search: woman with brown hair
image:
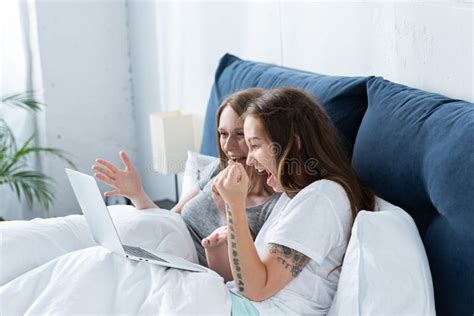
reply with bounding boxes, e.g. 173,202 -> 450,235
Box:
92,88 -> 280,279
212,87 -> 374,315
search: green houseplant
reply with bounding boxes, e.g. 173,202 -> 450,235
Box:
0,91 -> 76,217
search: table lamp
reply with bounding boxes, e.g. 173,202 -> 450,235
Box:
149,111 -> 195,203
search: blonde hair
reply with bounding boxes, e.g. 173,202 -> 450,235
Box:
215,88 -> 273,196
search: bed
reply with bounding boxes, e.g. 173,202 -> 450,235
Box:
1,53 -> 473,315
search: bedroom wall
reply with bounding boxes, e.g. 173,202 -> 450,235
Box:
280,2 -> 473,101
34,0 -> 137,217
16,1 -> 470,216
125,0 -> 165,204
129,1 -> 284,202
131,1 -> 473,202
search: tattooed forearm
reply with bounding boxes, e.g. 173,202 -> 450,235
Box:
268,243 -> 309,277
226,206 -> 245,292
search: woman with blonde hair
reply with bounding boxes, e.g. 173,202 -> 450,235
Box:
92,88 -> 280,280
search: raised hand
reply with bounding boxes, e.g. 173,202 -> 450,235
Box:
213,161 -> 249,211
202,225 -> 232,281
92,151 -> 143,200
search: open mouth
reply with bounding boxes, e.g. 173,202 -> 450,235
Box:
229,157 -> 247,165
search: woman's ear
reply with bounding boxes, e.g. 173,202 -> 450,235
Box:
295,134 -> 302,151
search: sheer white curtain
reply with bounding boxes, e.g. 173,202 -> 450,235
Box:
130,1 -> 282,200
0,0 -> 46,220
154,1 -> 282,116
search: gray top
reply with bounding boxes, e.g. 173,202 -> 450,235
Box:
181,160 -> 280,266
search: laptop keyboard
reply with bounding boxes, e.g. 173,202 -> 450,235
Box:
123,245 -> 168,263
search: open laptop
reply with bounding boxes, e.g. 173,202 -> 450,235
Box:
65,168 -> 208,273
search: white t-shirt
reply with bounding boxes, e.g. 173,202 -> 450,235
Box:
227,179 -> 353,315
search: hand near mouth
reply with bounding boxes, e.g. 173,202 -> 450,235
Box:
213,160 -> 249,211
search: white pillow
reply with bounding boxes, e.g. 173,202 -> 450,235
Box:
328,197 -> 435,315
181,151 -> 218,198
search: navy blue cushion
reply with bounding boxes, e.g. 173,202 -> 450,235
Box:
200,53 -> 371,157
352,77 -> 474,316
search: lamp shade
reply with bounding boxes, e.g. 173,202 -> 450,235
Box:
149,111 -> 195,174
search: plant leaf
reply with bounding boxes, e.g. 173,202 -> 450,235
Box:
1,90 -> 75,213
0,170 -> 54,211
1,91 -> 44,112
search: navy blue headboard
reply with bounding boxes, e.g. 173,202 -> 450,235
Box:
200,53 -> 370,157
352,77 -> 474,316
200,53 -> 474,315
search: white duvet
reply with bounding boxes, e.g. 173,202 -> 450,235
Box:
0,206 -> 231,315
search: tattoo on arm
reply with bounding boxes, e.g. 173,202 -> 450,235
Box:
267,243 -> 309,277
226,206 -> 245,293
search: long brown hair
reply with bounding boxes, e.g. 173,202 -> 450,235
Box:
243,87 -> 374,220
216,88 -> 273,196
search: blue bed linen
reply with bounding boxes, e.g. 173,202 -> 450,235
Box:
230,291 -> 259,316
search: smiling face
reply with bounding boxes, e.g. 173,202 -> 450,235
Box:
218,105 -> 248,165
244,116 -> 284,192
